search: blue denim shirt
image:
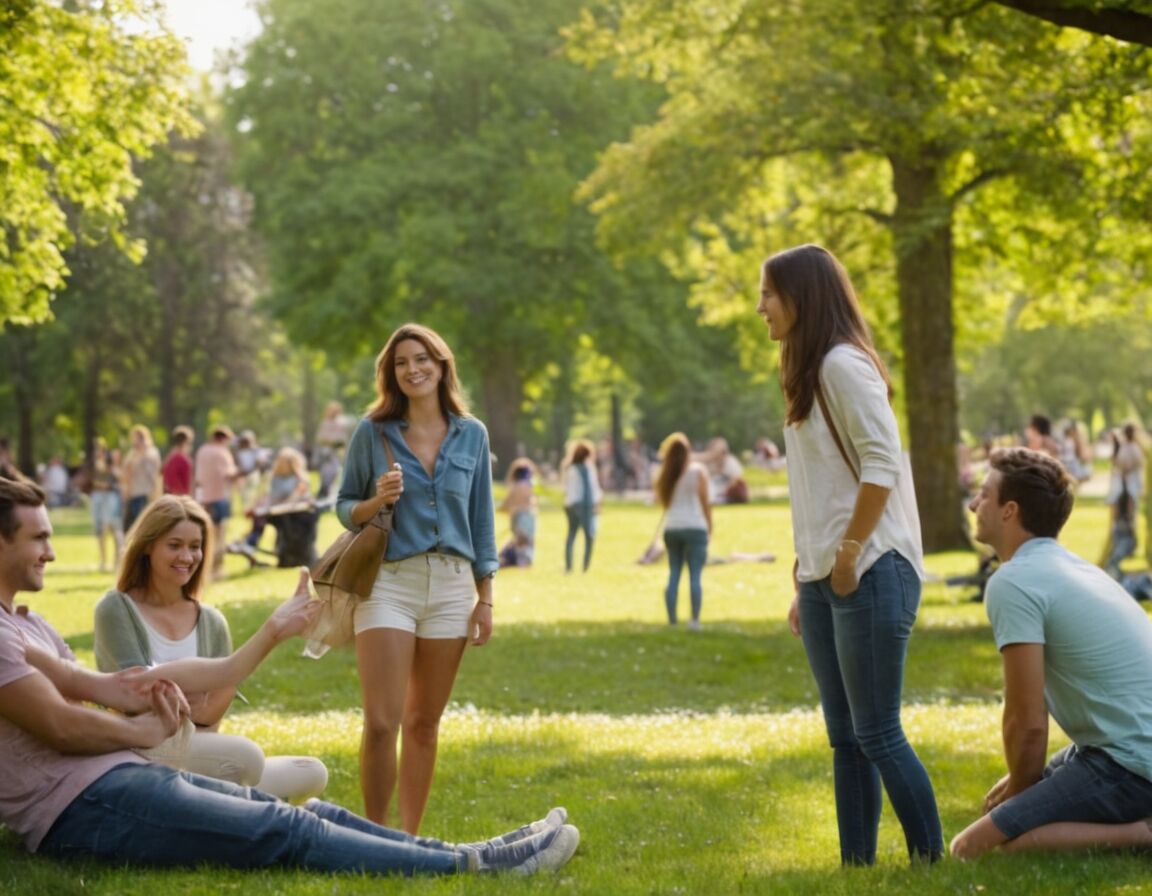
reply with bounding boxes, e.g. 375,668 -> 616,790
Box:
336,415 -> 498,581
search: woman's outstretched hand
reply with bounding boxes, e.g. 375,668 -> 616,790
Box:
266,568 -> 322,642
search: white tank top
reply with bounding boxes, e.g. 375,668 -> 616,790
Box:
142,619 -> 197,665
665,464 -> 708,531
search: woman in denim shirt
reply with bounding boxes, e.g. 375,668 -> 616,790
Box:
337,323 -> 497,833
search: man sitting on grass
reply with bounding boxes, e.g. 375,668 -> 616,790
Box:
951,447 -> 1152,858
0,476 -> 578,876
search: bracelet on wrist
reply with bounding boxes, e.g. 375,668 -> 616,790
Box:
477,600 -> 493,608
838,539 -> 864,555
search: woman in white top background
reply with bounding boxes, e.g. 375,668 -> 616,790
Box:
654,433 -> 711,629
757,244 -> 942,865
562,439 -> 602,573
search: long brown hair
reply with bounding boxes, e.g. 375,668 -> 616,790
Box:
116,495 -> 213,600
654,433 -> 691,508
762,244 -> 892,425
367,323 -> 470,422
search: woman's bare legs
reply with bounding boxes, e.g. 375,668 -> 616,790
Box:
398,636 -> 467,834
355,627 -> 416,825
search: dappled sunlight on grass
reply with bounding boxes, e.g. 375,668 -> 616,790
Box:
8,497 -> 1148,894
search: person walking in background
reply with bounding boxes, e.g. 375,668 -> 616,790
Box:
162,425 -> 195,496
654,433 -> 711,630
562,439 -> 601,573
337,323 -> 497,833
757,244 -> 943,865
499,458 -> 538,568
1101,423 -> 1146,577
195,425 -> 238,578
93,495 -> 327,802
89,439 -> 124,573
121,425 -> 161,532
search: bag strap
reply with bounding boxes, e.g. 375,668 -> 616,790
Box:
814,382 -> 859,483
369,423 -> 398,522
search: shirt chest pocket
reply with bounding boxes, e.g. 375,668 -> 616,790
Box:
443,454 -> 476,498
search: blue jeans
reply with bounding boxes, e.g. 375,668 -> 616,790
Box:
564,505 -> 596,572
663,528 -> 708,624
797,550 -> 943,864
40,764 -> 464,874
990,744 -> 1152,838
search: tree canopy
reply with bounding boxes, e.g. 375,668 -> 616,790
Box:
568,0 -> 1152,549
229,0 -> 703,467
0,0 -> 193,324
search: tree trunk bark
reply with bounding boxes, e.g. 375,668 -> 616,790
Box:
479,357 -> 523,480
889,154 -> 970,553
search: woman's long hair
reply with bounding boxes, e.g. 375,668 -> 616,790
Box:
654,433 -> 691,509
116,495 -> 213,600
763,244 -> 892,425
563,439 -> 595,469
367,323 -> 469,422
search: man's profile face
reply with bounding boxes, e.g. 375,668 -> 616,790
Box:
968,470 -> 1004,548
0,505 -> 55,594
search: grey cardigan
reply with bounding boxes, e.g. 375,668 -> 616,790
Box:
93,589 -> 233,672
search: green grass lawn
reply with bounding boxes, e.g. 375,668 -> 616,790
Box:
3,491 -> 1151,894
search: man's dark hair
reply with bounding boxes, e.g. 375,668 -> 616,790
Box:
989,446 -> 1074,538
0,476 -> 46,541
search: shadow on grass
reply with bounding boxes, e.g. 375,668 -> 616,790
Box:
183,599 -> 1009,718
7,728 -> 1152,896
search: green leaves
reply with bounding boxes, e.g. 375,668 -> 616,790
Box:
0,0 -> 194,324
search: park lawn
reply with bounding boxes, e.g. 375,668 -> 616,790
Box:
2,493 -> 1150,895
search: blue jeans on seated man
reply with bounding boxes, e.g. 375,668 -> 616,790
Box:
797,549 -> 943,864
40,763 -> 465,874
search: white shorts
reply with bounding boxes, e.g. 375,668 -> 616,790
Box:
354,552 -> 475,639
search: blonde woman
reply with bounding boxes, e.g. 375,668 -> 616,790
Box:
121,424 -> 161,532
93,495 -> 327,802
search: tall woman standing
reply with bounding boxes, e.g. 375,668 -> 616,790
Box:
757,244 -> 942,864
654,433 -> 711,629
337,323 -> 497,832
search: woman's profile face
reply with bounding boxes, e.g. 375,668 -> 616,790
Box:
756,269 -> 796,342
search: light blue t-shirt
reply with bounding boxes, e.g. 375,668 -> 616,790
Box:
986,537 -> 1152,782
336,415 -> 498,581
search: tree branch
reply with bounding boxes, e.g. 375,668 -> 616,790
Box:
993,1 -> 1152,46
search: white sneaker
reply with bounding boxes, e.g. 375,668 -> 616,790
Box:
687,619 -> 702,631
467,823 -> 579,875
511,824 -> 580,875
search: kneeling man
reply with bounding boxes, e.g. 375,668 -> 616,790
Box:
952,447 -> 1152,858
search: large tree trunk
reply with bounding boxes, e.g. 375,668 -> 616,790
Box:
889,154 -> 970,553
478,357 -> 523,480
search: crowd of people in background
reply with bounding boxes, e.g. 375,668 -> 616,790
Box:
1,245 -> 1151,878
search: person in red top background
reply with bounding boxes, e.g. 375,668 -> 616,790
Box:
162,426 -> 195,496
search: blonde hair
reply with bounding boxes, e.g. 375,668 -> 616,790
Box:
117,495 -> 213,600
272,446 -> 308,480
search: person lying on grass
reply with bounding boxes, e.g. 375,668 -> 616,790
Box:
0,476 -> 578,875
951,447 -> 1152,859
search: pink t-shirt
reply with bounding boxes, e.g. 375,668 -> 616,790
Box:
0,607 -> 143,852
194,442 -> 237,503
